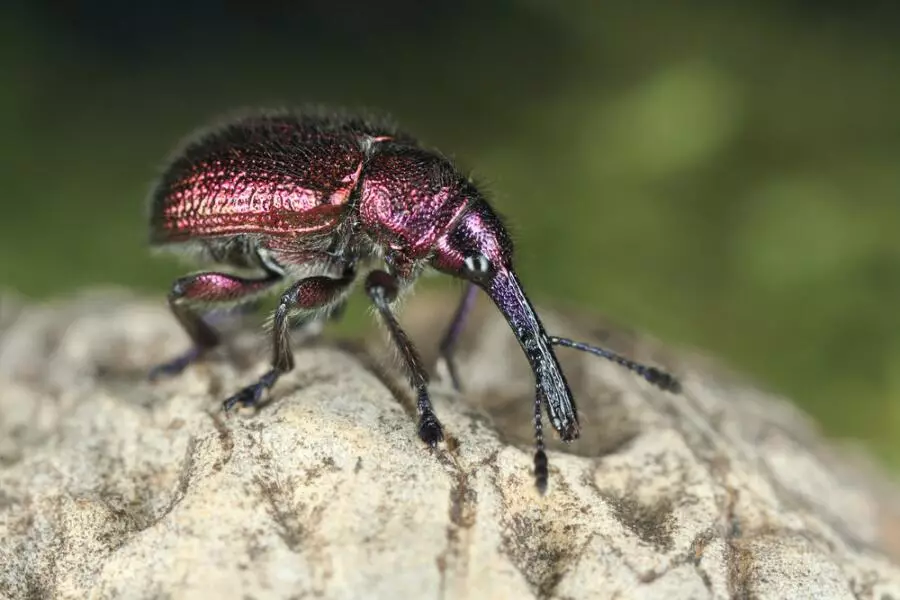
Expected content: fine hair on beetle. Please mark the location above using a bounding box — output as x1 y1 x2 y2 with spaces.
147 105 682 494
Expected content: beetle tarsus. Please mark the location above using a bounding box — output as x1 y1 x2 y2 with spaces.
439 352 463 394
417 410 444 447
149 346 203 381
223 368 281 411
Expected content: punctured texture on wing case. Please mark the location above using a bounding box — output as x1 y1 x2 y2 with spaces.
149 111 403 244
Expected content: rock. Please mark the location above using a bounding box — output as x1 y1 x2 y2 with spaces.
1 288 899 599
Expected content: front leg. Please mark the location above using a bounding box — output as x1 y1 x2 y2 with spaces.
365 269 443 447
436 282 478 392
223 267 356 411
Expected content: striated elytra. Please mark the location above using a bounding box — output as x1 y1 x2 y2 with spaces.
147 107 681 493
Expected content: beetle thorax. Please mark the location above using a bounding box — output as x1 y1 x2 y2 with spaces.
357 146 474 262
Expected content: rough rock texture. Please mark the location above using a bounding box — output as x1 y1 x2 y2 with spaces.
1 288 899 600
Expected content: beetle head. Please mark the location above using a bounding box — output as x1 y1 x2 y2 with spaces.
431 198 512 282
431 199 580 441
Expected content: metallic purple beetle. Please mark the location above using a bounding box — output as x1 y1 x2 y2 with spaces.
148 108 680 492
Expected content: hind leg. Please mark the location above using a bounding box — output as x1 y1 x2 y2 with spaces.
149 270 283 380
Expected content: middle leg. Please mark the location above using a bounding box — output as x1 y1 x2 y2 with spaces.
222 265 356 411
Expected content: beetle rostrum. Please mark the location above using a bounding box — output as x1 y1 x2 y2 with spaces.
148 107 681 494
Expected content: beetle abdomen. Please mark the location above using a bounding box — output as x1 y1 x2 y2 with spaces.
149 110 401 244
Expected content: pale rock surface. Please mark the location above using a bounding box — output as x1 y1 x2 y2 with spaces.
1 288 899 599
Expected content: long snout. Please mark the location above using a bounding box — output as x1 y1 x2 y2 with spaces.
484 268 580 441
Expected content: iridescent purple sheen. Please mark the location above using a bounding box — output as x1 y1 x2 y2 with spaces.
178 272 276 302
487 269 579 440
431 200 579 440
431 198 513 272
151 112 380 242
358 147 473 257
150 108 681 493
150 109 582 446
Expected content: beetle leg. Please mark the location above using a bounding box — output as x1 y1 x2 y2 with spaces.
150 271 282 380
222 266 356 412
365 269 444 448
288 297 348 338
436 282 478 392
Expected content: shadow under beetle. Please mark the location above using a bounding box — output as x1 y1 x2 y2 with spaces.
148 107 681 493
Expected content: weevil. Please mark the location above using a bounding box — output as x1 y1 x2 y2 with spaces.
148 107 681 493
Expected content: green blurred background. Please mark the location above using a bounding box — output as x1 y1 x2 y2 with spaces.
2 2 899 469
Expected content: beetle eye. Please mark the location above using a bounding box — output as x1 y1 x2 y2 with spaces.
463 253 492 278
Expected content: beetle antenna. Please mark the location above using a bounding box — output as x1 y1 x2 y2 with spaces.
548 336 681 394
533 387 549 495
